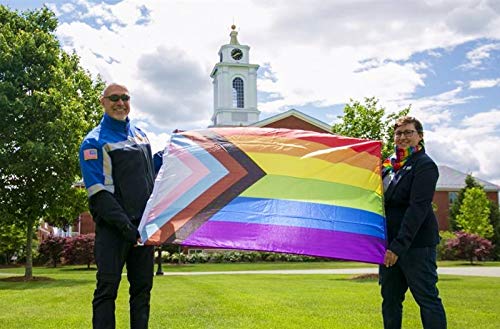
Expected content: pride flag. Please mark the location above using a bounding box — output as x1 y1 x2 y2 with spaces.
138 127 386 264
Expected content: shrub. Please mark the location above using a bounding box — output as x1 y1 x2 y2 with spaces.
161 249 331 264
242 251 262 262
437 231 457 260
208 252 224 263
223 251 244 262
186 252 209 263
38 235 66 267
444 231 494 264
160 251 170 263
169 252 187 264
63 234 95 269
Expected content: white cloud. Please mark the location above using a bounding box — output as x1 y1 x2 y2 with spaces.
426 109 500 185
60 3 75 14
428 134 500 186
445 2 497 35
462 43 500 69
469 78 500 89
462 109 500 130
386 87 476 127
257 0 500 60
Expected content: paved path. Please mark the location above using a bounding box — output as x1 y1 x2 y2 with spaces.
153 266 500 277
2 267 500 278
437 266 500 277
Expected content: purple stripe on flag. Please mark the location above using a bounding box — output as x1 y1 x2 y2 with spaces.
182 221 386 264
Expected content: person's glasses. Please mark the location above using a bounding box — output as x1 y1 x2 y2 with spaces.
104 94 130 102
394 130 416 138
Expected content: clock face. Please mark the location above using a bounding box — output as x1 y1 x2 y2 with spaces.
231 48 243 60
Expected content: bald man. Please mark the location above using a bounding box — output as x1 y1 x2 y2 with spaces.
79 83 160 329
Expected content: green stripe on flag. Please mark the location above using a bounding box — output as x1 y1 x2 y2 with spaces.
241 175 384 216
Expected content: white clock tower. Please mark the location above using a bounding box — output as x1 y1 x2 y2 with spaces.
210 25 260 127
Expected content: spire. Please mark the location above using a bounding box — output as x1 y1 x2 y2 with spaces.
229 24 240 45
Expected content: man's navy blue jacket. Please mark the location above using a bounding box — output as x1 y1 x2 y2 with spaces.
79 113 158 243
384 150 440 257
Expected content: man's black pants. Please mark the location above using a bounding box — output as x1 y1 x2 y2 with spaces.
379 247 446 329
92 223 154 329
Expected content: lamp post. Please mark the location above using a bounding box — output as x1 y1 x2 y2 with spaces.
156 245 164 276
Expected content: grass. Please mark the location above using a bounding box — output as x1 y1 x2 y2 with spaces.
1 262 499 328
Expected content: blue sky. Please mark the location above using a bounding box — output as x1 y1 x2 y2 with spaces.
2 0 500 185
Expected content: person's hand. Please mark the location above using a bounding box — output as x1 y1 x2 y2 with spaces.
384 249 398 267
134 238 143 247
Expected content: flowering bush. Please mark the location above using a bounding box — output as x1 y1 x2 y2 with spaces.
38 235 66 267
63 234 95 269
444 231 493 264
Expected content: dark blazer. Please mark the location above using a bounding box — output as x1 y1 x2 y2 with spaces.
384 150 440 256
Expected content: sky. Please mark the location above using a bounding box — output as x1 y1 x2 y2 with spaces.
2 0 500 185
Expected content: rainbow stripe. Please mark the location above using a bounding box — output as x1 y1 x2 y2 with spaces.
139 127 386 264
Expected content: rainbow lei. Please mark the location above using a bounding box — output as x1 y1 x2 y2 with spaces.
382 143 423 175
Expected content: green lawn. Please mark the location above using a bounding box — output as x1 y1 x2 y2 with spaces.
1 262 499 328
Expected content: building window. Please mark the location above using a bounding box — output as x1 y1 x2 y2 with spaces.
449 191 458 204
232 77 244 108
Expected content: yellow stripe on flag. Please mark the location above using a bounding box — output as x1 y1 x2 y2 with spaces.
247 152 382 195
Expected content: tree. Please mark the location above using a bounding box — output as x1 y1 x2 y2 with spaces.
331 97 410 159
0 223 25 264
63 234 95 269
0 6 104 279
456 187 493 239
449 174 483 231
488 202 500 260
44 186 89 230
38 235 66 267
449 174 500 259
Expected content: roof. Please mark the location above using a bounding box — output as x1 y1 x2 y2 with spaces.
436 165 499 192
251 109 331 133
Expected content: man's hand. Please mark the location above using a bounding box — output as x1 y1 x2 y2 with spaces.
384 249 398 267
134 238 143 247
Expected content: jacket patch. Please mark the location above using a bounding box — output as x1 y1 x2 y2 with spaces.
83 148 98 160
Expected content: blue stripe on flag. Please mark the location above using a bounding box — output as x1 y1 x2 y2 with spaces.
209 197 386 239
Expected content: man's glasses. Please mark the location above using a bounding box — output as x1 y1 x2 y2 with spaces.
104 94 130 102
394 130 416 138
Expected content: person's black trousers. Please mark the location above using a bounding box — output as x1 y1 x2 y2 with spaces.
92 222 154 329
379 247 446 329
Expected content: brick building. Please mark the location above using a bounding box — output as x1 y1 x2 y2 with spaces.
251 109 332 133
433 165 499 231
